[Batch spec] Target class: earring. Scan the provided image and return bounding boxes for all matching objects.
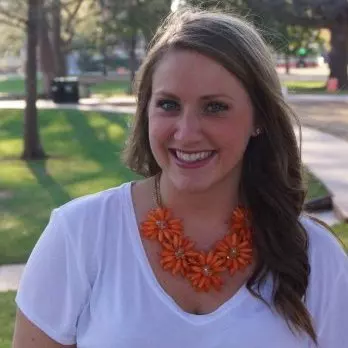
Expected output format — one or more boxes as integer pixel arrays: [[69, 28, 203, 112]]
[[253, 128, 262, 137]]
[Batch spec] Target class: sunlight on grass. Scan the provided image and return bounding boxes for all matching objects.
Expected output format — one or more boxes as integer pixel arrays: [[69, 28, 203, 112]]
[[284, 80, 348, 94], [90, 80, 131, 97], [0, 291, 16, 348], [332, 223, 348, 250], [0, 109, 137, 264], [0, 139, 22, 157]]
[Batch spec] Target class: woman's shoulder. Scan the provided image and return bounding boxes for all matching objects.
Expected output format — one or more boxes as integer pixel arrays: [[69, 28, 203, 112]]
[[55, 181, 133, 224], [300, 218, 348, 346]]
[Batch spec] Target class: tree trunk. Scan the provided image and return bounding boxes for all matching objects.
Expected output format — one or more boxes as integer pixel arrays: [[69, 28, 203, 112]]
[[38, 8, 56, 97], [329, 21, 348, 90], [285, 53, 290, 74], [101, 46, 108, 76], [128, 32, 137, 95], [21, 0, 46, 160], [99, 0, 108, 76], [52, 0, 66, 76]]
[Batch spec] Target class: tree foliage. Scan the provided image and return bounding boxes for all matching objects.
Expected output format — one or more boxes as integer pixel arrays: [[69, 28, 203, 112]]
[[187, 0, 348, 88]]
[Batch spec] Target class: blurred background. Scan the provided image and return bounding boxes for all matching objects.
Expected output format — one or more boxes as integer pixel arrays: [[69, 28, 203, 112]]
[[0, 1, 347, 346]]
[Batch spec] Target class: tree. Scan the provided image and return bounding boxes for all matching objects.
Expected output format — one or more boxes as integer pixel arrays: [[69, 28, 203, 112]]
[[0, 0, 91, 95], [187, 0, 348, 88], [262, 21, 324, 74], [22, 0, 46, 160], [100, 0, 172, 91], [245, 0, 348, 89]]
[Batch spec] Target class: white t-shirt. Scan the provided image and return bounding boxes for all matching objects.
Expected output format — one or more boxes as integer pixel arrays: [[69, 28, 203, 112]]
[[16, 182, 348, 348]]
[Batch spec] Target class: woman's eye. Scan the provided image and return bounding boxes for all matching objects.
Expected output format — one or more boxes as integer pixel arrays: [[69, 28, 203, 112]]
[[205, 102, 229, 114], [156, 99, 180, 111]]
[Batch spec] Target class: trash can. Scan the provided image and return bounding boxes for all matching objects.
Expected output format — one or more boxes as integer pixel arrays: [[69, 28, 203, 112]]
[[50, 76, 79, 103]]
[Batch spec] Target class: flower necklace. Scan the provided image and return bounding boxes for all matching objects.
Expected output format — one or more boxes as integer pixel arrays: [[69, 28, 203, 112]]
[[140, 174, 253, 292]]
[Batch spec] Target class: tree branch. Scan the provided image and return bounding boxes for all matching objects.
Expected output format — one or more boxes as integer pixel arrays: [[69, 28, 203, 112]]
[[62, 0, 84, 37], [0, 16, 26, 29], [0, 6, 27, 26]]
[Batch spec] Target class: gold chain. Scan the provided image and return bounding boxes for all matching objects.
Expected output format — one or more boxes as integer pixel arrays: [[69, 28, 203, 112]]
[[153, 173, 162, 208]]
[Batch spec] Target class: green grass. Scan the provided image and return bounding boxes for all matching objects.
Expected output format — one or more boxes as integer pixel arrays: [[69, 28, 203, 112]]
[[0, 77, 43, 96], [0, 291, 16, 348], [305, 171, 329, 201], [0, 109, 137, 265], [89, 80, 131, 97], [333, 223, 348, 250], [284, 80, 348, 94], [0, 76, 130, 97]]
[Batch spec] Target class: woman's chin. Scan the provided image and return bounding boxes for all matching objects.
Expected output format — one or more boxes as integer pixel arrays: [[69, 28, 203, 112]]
[[166, 173, 214, 194]]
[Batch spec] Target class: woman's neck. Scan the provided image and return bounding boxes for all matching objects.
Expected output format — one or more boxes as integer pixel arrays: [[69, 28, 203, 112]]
[[158, 173, 240, 223]]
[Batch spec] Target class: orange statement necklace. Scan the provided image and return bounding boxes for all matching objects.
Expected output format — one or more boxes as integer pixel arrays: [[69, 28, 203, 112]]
[[140, 175, 253, 292]]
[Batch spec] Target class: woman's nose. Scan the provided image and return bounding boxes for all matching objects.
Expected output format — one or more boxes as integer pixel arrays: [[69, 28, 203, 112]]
[[173, 109, 203, 142]]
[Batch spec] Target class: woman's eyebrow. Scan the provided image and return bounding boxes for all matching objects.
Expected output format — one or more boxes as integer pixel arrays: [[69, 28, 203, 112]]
[[152, 91, 180, 99], [201, 94, 234, 102], [152, 91, 234, 102]]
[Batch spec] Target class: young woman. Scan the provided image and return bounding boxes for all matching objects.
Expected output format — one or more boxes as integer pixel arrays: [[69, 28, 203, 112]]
[[13, 7, 348, 348]]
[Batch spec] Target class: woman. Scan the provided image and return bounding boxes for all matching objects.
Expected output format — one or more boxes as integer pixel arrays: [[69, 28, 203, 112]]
[[13, 7, 348, 348]]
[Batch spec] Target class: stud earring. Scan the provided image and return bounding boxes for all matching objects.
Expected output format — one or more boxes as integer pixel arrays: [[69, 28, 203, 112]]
[[253, 128, 262, 137]]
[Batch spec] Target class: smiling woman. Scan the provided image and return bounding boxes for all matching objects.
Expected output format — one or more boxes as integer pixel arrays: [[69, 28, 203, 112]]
[[12, 6, 348, 348], [147, 50, 255, 194]]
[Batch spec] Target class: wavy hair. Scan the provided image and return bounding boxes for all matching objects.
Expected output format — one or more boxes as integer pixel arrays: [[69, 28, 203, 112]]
[[123, 7, 316, 344]]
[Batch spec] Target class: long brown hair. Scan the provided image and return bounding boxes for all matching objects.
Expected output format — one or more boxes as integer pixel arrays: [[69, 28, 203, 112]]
[[123, 7, 316, 344]]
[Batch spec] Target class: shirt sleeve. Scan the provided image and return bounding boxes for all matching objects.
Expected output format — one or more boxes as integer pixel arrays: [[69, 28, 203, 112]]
[[314, 267, 348, 348], [304, 218, 348, 348], [15, 208, 92, 345]]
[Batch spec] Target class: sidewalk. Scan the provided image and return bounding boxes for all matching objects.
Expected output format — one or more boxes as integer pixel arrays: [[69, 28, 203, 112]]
[[0, 95, 348, 292], [0, 98, 136, 115], [290, 101, 348, 142], [296, 126, 348, 221]]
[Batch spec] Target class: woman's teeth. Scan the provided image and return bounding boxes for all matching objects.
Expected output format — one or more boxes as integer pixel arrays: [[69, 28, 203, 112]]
[[175, 150, 213, 162]]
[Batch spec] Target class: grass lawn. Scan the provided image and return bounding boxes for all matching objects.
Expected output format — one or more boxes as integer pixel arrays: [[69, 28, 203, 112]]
[[0, 109, 138, 265], [0, 291, 16, 348], [90, 80, 131, 97], [304, 171, 329, 201], [333, 223, 348, 250], [0, 76, 130, 98], [0, 77, 43, 96], [283, 80, 348, 94]]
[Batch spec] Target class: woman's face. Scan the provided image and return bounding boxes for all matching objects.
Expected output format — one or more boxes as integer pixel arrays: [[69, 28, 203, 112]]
[[148, 49, 256, 193]]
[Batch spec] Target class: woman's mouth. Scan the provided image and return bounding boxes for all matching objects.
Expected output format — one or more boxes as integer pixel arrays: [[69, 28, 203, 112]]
[[169, 149, 217, 168]]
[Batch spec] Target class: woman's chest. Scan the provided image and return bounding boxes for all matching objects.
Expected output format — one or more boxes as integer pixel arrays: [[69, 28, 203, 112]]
[[76, 268, 310, 348]]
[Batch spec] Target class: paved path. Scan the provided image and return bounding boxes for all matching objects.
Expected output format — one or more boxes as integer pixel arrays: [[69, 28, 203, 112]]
[[0, 265, 25, 292], [295, 127, 348, 221], [1, 95, 348, 292], [290, 101, 348, 141], [0, 98, 136, 115]]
